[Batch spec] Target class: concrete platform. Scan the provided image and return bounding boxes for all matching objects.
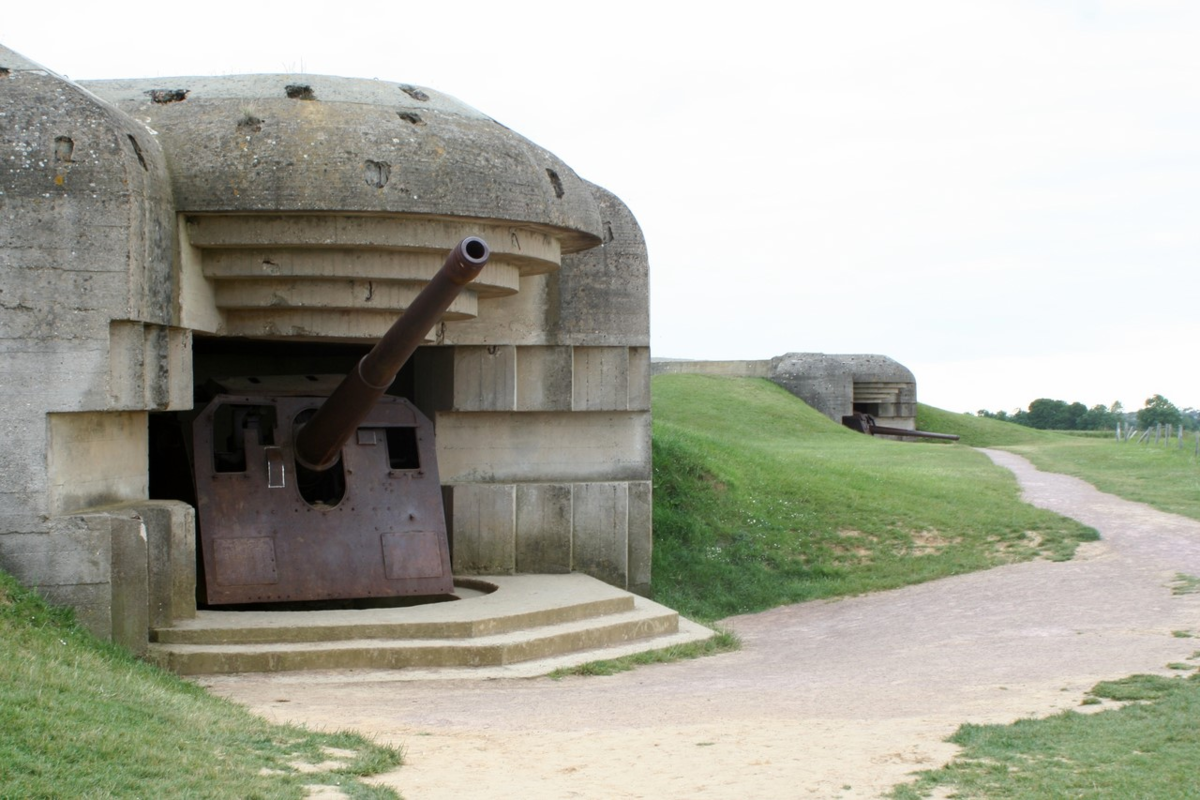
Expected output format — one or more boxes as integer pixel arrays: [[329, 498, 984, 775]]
[[150, 574, 714, 677]]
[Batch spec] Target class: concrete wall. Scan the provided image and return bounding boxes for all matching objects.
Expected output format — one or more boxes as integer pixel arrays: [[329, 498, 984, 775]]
[[651, 360, 770, 379], [0, 46, 192, 646], [419, 182, 653, 594]]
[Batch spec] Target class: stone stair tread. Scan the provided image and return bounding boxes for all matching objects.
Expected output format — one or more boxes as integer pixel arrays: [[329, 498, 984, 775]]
[[154, 573, 634, 644], [149, 574, 716, 677], [199, 616, 717, 685], [153, 598, 678, 655]]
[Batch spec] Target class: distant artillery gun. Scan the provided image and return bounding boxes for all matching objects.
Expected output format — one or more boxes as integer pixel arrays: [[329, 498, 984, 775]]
[[841, 411, 960, 441]]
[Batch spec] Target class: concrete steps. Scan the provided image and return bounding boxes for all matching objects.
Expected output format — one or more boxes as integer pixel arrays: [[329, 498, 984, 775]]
[[149, 574, 713, 676]]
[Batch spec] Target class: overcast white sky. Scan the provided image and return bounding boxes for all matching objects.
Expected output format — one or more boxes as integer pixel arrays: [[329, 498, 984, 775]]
[[4, 1, 1197, 414]]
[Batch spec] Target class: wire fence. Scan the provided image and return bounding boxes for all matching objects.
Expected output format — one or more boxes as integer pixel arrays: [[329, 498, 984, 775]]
[[1116, 422, 1200, 456]]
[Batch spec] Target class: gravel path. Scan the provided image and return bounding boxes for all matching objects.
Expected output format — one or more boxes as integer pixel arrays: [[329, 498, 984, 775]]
[[205, 450, 1200, 798]]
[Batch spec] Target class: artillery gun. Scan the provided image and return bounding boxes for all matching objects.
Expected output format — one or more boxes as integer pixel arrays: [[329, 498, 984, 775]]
[[190, 237, 490, 605], [841, 411, 960, 441]]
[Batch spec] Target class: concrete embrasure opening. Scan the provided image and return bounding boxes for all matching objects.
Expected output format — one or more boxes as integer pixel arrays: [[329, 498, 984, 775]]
[[149, 336, 458, 612]]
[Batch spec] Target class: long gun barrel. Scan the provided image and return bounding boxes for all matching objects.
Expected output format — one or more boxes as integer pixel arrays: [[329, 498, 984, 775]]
[[842, 412, 960, 441], [867, 423, 960, 441], [294, 236, 491, 471]]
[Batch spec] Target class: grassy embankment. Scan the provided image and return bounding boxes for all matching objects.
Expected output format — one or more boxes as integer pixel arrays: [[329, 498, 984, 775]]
[[0, 569, 402, 799], [650, 374, 1097, 620]]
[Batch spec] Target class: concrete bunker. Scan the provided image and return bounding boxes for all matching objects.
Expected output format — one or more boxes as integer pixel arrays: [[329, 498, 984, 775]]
[[0, 46, 651, 653], [768, 353, 917, 431], [652, 353, 920, 431]]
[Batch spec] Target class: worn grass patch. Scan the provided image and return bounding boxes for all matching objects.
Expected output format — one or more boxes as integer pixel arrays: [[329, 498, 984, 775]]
[[892, 673, 1200, 799], [651, 376, 1097, 620], [0, 570, 401, 799]]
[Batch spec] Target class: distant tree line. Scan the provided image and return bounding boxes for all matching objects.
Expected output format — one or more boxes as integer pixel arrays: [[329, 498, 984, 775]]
[[976, 395, 1198, 432]]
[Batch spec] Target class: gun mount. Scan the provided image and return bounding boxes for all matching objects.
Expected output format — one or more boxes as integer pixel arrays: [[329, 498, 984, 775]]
[[191, 237, 490, 605], [841, 411, 961, 441]]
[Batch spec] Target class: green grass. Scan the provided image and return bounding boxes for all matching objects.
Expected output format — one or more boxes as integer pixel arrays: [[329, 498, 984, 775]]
[[546, 627, 741, 678], [892, 673, 1200, 799], [914, 405, 1069, 448], [0, 571, 402, 799], [1169, 573, 1200, 596], [918, 405, 1200, 522], [650, 375, 1097, 620]]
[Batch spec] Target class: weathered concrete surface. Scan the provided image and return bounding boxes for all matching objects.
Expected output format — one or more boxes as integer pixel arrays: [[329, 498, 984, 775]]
[[651, 359, 770, 379], [46, 412, 148, 515], [0, 510, 149, 650], [0, 46, 177, 526], [83, 75, 603, 245], [436, 412, 651, 483], [109, 499, 196, 627], [769, 352, 916, 427], [422, 183, 652, 589], [0, 46, 186, 642], [206, 453, 1200, 798], [515, 484, 573, 573], [549, 183, 650, 347]]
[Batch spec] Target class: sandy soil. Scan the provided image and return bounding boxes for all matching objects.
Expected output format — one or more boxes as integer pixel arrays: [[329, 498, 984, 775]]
[[202, 450, 1200, 799]]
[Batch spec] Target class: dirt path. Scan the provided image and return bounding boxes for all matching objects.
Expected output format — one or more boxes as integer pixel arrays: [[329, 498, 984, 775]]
[[203, 450, 1200, 798]]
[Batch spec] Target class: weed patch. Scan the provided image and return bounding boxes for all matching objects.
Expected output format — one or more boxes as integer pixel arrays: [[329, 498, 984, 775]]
[[1170, 573, 1200, 596]]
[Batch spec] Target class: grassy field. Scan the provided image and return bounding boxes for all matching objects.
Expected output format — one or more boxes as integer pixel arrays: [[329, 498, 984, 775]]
[[918, 404, 1200, 522], [0, 570, 402, 799], [650, 375, 1097, 620]]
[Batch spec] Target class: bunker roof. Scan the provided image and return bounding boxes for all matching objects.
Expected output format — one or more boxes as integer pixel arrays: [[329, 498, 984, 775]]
[[83, 73, 603, 252]]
